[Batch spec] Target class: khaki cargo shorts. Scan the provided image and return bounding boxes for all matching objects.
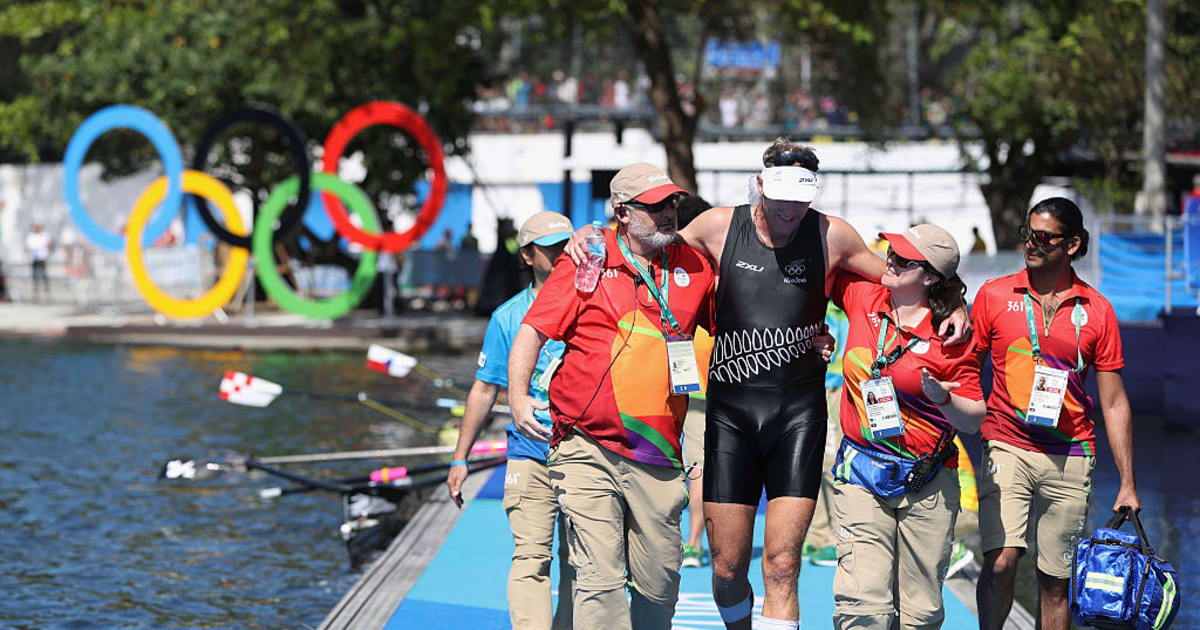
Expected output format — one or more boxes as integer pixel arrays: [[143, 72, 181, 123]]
[[682, 406, 705, 473], [978, 440, 1094, 578]]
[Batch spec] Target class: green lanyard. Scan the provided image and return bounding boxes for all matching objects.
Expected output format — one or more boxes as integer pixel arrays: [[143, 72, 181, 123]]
[[616, 233, 681, 335], [870, 314, 922, 379], [1022, 291, 1085, 373]]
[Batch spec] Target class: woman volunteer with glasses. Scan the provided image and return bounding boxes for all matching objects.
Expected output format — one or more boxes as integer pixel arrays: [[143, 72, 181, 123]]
[[828, 224, 985, 630], [973, 198, 1139, 630]]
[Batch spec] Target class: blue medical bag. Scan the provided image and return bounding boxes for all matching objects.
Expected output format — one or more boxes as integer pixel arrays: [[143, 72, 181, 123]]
[[1070, 507, 1180, 629]]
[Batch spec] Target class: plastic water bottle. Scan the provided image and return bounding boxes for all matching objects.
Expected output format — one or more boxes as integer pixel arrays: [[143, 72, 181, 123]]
[[574, 221, 606, 292]]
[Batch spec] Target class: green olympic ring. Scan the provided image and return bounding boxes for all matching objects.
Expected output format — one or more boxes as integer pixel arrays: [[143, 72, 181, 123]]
[[253, 173, 380, 320]]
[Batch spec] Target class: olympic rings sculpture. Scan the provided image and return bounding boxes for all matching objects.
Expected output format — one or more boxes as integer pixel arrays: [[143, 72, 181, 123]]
[[63, 101, 447, 320]]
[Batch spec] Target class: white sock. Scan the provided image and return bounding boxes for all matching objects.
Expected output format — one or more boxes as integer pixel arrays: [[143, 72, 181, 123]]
[[756, 616, 799, 630]]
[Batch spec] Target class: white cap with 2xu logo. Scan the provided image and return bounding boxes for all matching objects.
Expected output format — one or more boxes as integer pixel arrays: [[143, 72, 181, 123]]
[[760, 166, 819, 203]]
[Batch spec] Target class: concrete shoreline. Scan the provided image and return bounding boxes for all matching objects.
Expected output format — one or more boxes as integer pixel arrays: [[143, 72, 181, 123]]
[[0, 303, 487, 352]]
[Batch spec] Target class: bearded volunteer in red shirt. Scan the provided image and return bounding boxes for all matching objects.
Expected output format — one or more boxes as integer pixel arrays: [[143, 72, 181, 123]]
[[829, 225, 985, 630], [972, 198, 1140, 630], [508, 163, 716, 630]]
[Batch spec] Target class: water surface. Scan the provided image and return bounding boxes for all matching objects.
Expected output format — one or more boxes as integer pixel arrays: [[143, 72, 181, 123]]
[[0, 339, 476, 629], [0, 338, 1194, 628]]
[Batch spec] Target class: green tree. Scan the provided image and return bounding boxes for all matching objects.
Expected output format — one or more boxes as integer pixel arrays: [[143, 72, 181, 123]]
[[0, 0, 485, 166], [929, 0, 1200, 247], [0, 0, 489, 296], [483, 0, 888, 193]]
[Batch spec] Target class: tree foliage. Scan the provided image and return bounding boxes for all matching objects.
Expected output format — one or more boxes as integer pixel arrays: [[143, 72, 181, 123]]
[[0, 0, 488, 222], [480, 0, 890, 193], [930, 0, 1200, 246], [0, 0, 491, 303]]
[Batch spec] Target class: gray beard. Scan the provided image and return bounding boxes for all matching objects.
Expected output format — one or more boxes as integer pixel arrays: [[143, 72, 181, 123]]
[[627, 221, 676, 250]]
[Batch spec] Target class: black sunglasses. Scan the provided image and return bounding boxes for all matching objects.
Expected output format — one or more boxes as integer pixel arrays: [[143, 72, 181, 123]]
[[626, 194, 681, 214], [886, 248, 923, 270], [765, 149, 812, 168], [1018, 225, 1070, 249]]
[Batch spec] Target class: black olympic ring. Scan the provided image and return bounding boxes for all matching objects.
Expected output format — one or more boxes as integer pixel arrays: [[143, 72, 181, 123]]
[[191, 106, 311, 249]]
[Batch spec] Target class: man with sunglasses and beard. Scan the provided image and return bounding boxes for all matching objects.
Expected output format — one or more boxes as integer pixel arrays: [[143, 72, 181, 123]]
[[972, 198, 1140, 630], [564, 139, 970, 630], [508, 164, 717, 630]]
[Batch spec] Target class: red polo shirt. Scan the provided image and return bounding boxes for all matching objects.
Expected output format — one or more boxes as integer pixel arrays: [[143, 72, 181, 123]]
[[833, 272, 983, 467], [971, 268, 1123, 456], [523, 228, 715, 468]]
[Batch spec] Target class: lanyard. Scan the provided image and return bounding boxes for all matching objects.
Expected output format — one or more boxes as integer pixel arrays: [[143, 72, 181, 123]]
[[870, 313, 923, 379], [1023, 292, 1084, 373], [616, 233, 681, 335]]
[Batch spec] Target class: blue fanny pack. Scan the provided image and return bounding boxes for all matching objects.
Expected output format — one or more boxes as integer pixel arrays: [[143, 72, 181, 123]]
[[1070, 507, 1180, 630], [832, 437, 946, 498]]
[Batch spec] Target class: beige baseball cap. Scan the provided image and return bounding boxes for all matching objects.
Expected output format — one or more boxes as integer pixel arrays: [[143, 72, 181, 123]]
[[518, 211, 574, 248], [609, 162, 688, 207], [879, 224, 960, 278]]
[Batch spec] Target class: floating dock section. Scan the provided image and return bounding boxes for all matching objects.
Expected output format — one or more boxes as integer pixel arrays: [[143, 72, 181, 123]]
[[322, 463, 1033, 629]]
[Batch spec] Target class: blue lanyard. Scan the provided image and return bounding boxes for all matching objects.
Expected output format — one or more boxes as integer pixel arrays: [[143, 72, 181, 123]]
[[1023, 292, 1085, 373]]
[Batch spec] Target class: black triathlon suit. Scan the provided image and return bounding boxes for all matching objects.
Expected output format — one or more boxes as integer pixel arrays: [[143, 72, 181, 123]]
[[704, 205, 829, 504]]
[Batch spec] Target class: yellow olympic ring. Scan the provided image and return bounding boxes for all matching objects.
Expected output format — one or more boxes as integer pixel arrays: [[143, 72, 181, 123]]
[[125, 170, 250, 319]]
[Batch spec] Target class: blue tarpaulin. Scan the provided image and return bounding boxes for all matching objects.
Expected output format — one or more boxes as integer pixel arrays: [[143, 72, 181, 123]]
[[1099, 231, 1198, 322], [1182, 197, 1200, 291]]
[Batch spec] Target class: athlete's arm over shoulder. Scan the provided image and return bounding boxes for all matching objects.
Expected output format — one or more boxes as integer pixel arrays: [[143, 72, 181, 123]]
[[823, 215, 885, 283], [678, 205, 734, 267]]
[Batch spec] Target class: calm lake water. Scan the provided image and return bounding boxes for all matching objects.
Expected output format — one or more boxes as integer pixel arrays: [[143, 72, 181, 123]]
[[0, 338, 1193, 628], [0, 339, 478, 629]]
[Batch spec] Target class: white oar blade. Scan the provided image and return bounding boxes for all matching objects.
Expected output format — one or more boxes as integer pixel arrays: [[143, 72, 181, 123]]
[[219, 371, 282, 408], [366, 344, 418, 378]]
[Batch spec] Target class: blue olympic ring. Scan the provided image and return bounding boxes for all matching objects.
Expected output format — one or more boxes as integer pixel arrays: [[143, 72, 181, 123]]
[[63, 105, 184, 252]]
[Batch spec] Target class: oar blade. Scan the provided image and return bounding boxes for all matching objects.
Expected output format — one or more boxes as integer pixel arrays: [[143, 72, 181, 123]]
[[158, 457, 227, 480], [219, 371, 283, 408], [365, 344, 418, 378]]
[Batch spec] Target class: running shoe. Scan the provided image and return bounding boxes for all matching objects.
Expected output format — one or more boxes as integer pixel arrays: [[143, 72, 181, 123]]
[[808, 545, 837, 567], [945, 540, 974, 579], [681, 544, 706, 568], [802, 541, 819, 559]]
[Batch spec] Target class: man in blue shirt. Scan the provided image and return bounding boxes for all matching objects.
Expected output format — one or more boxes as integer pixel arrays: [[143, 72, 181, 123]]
[[446, 211, 575, 630]]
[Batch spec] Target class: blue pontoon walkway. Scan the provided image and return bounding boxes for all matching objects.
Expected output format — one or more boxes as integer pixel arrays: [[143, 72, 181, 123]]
[[380, 464, 985, 629]]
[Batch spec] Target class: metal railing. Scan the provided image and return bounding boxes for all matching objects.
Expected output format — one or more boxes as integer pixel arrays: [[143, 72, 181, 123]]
[[471, 104, 979, 141]]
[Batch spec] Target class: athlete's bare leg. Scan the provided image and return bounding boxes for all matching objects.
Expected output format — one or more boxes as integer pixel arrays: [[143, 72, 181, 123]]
[[761, 496, 816, 620], [706, 502, 757, 630]]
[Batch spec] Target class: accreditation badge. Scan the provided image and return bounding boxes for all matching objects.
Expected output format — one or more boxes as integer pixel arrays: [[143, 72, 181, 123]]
[[861, 377, 904, 439], [1026, 364, 1069, 427], [666, 334, 702, 395]]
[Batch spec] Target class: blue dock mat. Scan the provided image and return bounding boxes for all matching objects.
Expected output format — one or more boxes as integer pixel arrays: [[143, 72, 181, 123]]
[[387, 464, 978, 629]]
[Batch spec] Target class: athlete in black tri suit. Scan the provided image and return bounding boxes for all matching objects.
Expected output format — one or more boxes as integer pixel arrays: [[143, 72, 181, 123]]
[[566, 139, 971, 630], [707, 204, 830, 508]]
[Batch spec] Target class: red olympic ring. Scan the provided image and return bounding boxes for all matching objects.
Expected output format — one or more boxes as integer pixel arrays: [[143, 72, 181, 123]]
[[321, 101, 448, 253]]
